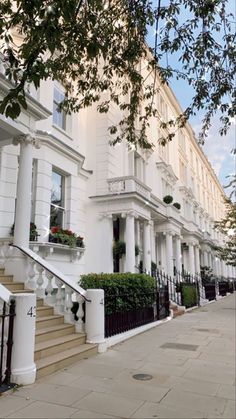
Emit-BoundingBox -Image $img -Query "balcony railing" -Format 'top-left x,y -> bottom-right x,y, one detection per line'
107,176 -> 151,200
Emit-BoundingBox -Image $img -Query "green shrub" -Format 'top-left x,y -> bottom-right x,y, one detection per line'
163,195 -> 173,204
80,273 -> 156,315
181,283 -> 198,308
113,241 -> 126,259
173,202 -> 181,210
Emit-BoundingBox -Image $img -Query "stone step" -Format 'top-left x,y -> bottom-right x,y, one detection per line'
36,344 -> 98,379
11,289 -> 34,294
0,274 -> 14,283
36,298 -> 45,307
1,281 -> 25,291
36,314 -> 64,330
35,323 -> 75,344
35,333 -> 86,361
173,309 -> 185,318
36,306 -> 54,318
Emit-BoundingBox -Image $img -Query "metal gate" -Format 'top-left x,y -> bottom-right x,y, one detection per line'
0,299 -> 15,393
156,285 -> 169,320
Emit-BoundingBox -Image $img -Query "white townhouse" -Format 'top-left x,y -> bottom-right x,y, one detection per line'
1,43 -> 236,386
0,52 -> 235,283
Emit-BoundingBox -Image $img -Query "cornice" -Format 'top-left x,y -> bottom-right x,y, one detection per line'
156,161 -> 178,184
0,74 -> 51,121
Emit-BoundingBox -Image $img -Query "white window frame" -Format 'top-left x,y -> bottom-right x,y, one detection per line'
53,84 -> 67,131
50,169 -> 66,228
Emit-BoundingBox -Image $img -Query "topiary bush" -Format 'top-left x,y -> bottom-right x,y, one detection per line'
180,283 -> 198,308
163,195 -> 173,204
80,273 -> 156,314
113,240 -> 126,259
173,202 -> 181,210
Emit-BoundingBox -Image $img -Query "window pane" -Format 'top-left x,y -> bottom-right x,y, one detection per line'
50,205 -> 64,227
51,171 -> 63,206
50,171 -> 65,229
53,87 -> 66,130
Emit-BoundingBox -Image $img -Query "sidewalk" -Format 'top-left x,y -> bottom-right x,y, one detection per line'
0,294 -> 235,419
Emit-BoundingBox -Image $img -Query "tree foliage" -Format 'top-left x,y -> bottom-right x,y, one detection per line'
215,198 -> 236,266
0,0 -> 235,148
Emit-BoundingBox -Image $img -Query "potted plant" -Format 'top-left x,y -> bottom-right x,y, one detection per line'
173,202 -> 181,210
10,222 -> 39,241
49,226 -> 84,248
163,195 -> 173,204
113,240 -> 126,259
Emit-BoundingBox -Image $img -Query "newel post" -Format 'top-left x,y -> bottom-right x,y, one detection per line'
85,289 -> 105,351
11,293 -> 36,385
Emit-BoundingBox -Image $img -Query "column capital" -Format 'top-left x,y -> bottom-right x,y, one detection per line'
98,212 -> 113,220
163,230 -> 174,237
143,219 -> 151,227
13,133 -> 41,149
127,211 -> 136,219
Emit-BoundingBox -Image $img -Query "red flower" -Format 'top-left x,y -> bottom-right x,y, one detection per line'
51,226 -> 60,234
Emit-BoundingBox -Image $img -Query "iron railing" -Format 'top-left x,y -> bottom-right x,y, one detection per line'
105,286 -> 169,338
0,299 -> 15,393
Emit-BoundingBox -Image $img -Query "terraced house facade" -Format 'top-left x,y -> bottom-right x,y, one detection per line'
0,44 -> 235,386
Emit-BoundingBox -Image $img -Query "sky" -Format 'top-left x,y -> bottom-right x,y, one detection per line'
146,0 -> 236,195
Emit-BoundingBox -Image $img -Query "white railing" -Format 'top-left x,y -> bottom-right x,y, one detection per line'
11,244 -> 88,331
108,176 -> 151,200
0,240 -> 87,332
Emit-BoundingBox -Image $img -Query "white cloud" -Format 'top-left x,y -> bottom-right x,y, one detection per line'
192,117 -> 236,187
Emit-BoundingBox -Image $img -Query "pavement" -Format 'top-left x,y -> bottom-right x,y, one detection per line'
0,293 -> 235,419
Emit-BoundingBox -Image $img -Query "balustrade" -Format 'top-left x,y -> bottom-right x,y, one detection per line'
0,242 -> 87,332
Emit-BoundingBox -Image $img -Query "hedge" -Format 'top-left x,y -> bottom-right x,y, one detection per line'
80,273 -> 156,315
180,283 -> 198,308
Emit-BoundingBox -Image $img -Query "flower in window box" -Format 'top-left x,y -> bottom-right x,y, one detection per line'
49,226 -> 84,248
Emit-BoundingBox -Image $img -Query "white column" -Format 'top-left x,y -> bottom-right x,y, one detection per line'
213,257 -> 218,276
11,293 -> 36,385
203,250 -> 208,267
101,215 -> 114,273
194,245 -> 200,275
208,252 -> 212,269
136,219 -> 141,265
188,242 -> 195,275
175,235 -> 182,273
150,221 -> 156,265
125,213 -> 135,273
220,260 -> 224,278
143,220 -> 151,273
165,232 -> 173,277
13,134 -> 39,247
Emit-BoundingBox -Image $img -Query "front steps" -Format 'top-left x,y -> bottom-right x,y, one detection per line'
0,268 -> 97,379
170,301 -> 186,318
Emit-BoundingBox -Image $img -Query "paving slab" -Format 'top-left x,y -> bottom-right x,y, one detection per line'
0,395 -> 33,418
71,391 -> 144,418
130,400 -> 204,418
1,293 -> 235,419
159,388 -> 227,417
6,401 -> 78,418
12,382 -> 90,406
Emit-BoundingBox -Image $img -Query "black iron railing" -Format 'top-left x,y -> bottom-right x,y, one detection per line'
0,299 -> 15,393
105,287 -> 169,338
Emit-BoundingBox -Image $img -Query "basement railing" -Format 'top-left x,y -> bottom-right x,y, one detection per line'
0,285 -> 15,392
9,244 -> 89,332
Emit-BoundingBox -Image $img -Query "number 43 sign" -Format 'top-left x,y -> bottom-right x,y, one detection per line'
27,306 -> 36,318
